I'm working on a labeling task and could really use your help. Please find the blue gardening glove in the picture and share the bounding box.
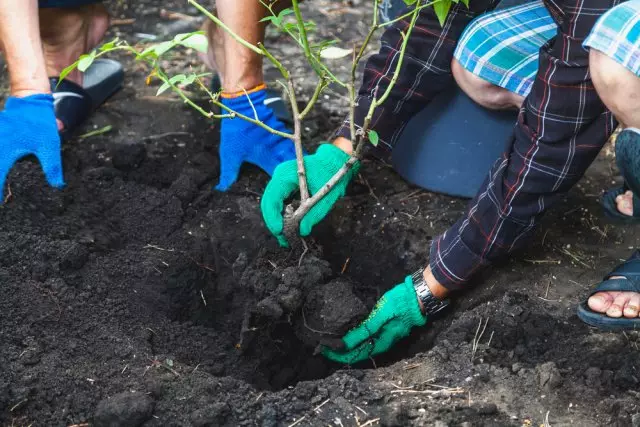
[0,94,64,201]
[322,276,427,364]
[216,86,297,191]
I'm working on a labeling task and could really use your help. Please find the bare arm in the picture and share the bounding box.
[0,0,50,97]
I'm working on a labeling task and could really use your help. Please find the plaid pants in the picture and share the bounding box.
[336,0,619,290]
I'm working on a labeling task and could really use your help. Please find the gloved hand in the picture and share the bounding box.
[216,85,297,191]
[322,275,427,364]
[261,143,359,247]
[0,94,64,202]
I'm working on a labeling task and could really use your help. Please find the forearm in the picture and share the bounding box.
[0,0,49,97]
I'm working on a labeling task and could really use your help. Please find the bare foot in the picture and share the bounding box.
[588,284,640,318]
[39,4,109,131]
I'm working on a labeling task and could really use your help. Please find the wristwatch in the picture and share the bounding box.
[411,268,450,316]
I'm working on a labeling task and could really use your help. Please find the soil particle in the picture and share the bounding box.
[632,412,640,427]
[537,362,564,391]
[189,402,232,427]
[296,278,368,347]
[93,392,155,427]
[111,141,147,171]
[380,402,409,427]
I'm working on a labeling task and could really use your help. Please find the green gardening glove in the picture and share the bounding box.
[261,143,360,247]
[322,275,427,364]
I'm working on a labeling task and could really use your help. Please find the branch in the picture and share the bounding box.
[300,78,326,120]
[286,77,310,201]
[354,1,422,155]
[291,0,312,60]
[290,157,359,224]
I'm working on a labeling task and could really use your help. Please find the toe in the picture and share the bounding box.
[588,291,616,313]
[623,292,640,318]
[616,193,634,216]
[606,293,629,318]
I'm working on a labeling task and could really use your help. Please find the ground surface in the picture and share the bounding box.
[1,1,639,426]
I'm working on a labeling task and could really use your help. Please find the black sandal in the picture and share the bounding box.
[50,58,124,139]
[602,128,640,222]
[577,254,640,330]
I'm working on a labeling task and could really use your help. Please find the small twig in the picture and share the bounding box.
[313,398,331,413]
[544,277,552,299]
[359,419,381,427]
[355,405,368,416]
[287,415,307,427]
[402,363,422,371]
[78,125,113,140]
[360,174,380,203]
[200,290,207,306]
[144,244,175,252]
[524,259,561,265]
[10,399,27,412]
[142,131,190,141]
[471,317,489,362]
[560,248,592,269]
[341,257,350,274]
[298,238,309,267]
[389,388,464,396]
[111,18,136,25]
[160,9,200,22]
[3,183,12,203]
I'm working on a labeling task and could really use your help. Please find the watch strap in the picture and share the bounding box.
[411,269,449,316]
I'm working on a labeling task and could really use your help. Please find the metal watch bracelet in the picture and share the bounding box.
[411,269,449,316]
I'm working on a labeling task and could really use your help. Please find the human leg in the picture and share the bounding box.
[582,0,640,320]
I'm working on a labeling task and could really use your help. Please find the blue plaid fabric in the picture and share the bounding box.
[454,1,557,98]
[585,0,640,77]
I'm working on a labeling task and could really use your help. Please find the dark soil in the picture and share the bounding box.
[1,1,639,426]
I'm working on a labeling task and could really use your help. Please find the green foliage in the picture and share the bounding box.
[368,130,380,147]
[433,0,452,26]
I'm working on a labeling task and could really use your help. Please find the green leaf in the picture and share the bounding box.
[403,0,418,4]
[77,51,97,72]
[99,37,120,52]
[260,15,278,24]
[277,7,294,18]
[58,61,79,85]
[368,130,379,147]
[433,0,452,26]
[177,33,208,53]
[150,40,175,57]
[155,73,199,96]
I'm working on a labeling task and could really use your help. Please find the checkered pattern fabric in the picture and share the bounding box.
[454,1,557,97]
[336,0,620,290]
[585,0,640,77]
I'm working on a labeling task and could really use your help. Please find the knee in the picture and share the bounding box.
[590,48,638,124]
[452,59,524,110]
